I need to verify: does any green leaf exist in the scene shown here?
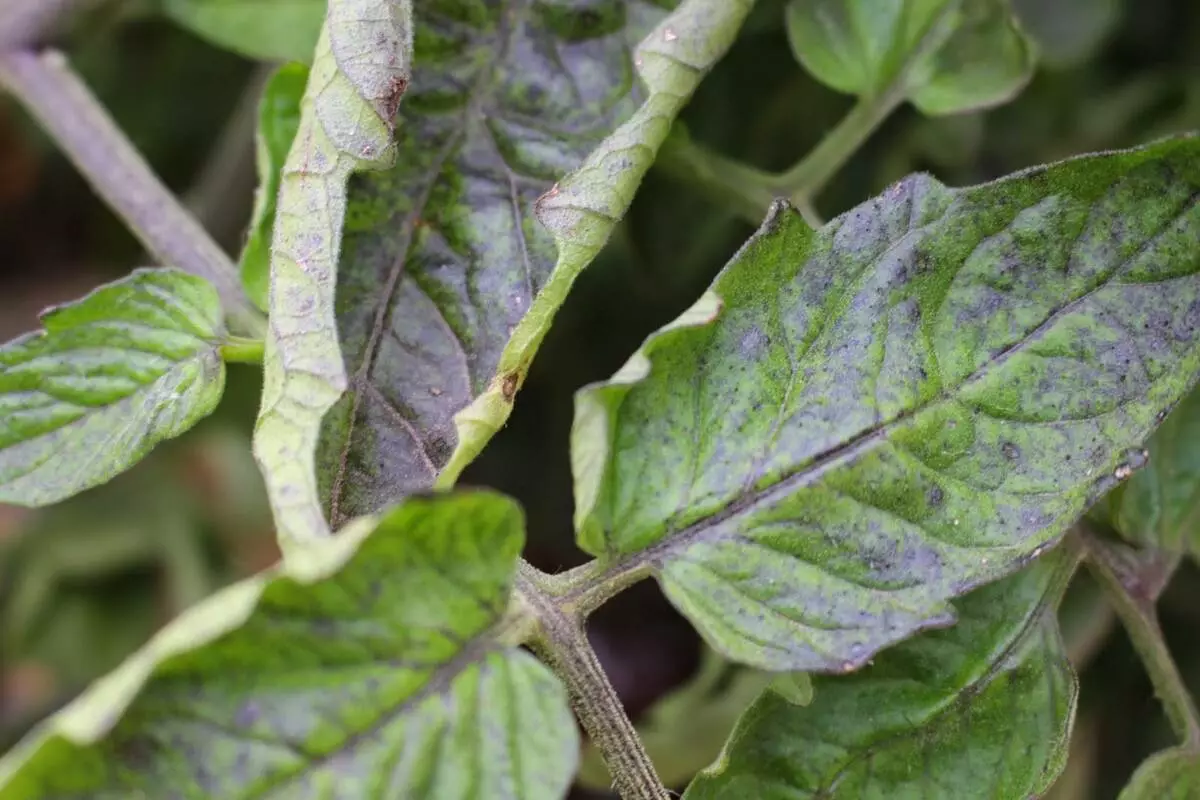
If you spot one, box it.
[1011,0,1118,69]
[0,269,226,506]
[1094,387,1200,558]
[317,0,757,525]
[162,0,324,63]
[572,135,1200,672]
[684,553,1077,798]
[1120,749,1200,799]
[240,63,308,313]
[252,0,412,555]
[786,0,1036,116]
[0,492,578,799]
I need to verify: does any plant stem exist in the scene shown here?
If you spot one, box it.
[772,92,904,207]
[0,0,96,48]
[656,128,778,226]
[1075,531,1200,750]
[0,49,265,338]
[537,556,655,620]
[517,565,669,800]
[220,336,265,365]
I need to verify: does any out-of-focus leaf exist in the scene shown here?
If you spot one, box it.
[1095,387,1200,559]
[1011,0,1119,68]
[0,269,226,506]
[0,492,578,799]
[239,63,307,312]
[572,136,1200,672]
[684,554,1077,798]
[318,0,757,526]
[161,0,325,63]
[1119,748,1200,799]
[786,0,1036,116]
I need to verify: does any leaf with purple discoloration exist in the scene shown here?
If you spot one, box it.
[573,135,1200,672]
[0,492,577,800]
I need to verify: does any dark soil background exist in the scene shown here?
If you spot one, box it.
[1,1,1199,797]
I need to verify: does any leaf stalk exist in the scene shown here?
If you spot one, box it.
[1076,530,1200,750]
[518,564,670,800]
[0,48,266,338]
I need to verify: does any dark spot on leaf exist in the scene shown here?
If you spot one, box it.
[927,486,944,507]
[501,372,519,402]
[1001,442,1020,460]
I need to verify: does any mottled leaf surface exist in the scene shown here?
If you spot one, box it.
[162,0,325,63]
[252,0,412,555]
[572,136,1200,672]
[0,269,225,506]
[0,492,577,800]
[1119,749,1200,799]
[240,63,307,312]
[786,0,1035,116]
[684,555,1076,799]
[319,0,756,524]
[1094,387,1200,558]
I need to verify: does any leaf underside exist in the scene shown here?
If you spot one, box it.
[0,493,577,800]
[0,269,225,507]
[572,136,1200,673]
[252,0,412,553]
[318,0,756,524]
[684,553,1076,799]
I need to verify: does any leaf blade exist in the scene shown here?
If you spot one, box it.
[1119,749,1200,799]
[786,0,1036,117]
[162,0,325,63]
[251,0,413,555]
[0,492,577,799]
[0,269,225,506]
[683,554,1077,799]
[318,0,757,524]
[572,136,1200,672]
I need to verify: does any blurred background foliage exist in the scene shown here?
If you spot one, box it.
[1,0,1199,796]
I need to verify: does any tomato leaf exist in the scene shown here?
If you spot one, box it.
[317,0,757,524]
[0,269,226,506]
[786,0,1036,116]
[684,554,1076,798]
[0,492,576,799]
[573,136,1200,671]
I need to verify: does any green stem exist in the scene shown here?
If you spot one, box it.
[536,556,655,620]
[220,336,265,365]
[0,49,266,338]
[1076,531,1200,750]
[517,564,669,800]
[772,92,904,206]
[656,128,779,226]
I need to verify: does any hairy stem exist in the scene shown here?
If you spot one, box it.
[773,92,904,206]
[656,127,778,226]
[539,556,655,620]
[1075,531,1200,749]
[0,49,265,337]
[518,565,669,800]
